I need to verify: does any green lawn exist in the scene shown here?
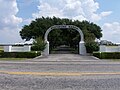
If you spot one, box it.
[111,59,120,61]
[0,46,3,50]
[0,58,28,61]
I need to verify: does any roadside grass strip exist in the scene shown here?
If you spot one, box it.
[0,58,28,60]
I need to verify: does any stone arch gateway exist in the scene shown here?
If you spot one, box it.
[43,25,86,56]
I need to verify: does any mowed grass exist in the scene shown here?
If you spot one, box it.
[0,46,3,59]
[0,58,28,61]
[111,59,120,62]
[0,46,3,51]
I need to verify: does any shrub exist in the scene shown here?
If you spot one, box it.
[93,52,120,59]
[85,42,99,53]
[0,51,41,58]
[31,37,46,51]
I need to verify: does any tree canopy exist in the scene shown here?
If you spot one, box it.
[20,17,102,51]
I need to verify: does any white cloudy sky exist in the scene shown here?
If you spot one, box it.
[0,0,120,44]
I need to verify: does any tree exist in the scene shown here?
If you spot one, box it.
[20,17,102,52]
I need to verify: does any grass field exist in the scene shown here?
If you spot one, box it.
[0,46,3,53]
[0,58,28,61]
[0,46,3,50]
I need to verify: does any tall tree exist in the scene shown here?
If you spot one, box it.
[20,17,102,51]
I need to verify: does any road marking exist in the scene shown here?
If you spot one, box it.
[1,71,120,76]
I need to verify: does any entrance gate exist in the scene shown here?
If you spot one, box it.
[43,25,86,56]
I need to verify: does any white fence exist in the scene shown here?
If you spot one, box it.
[100,45,120,52]
[4,45,31,52]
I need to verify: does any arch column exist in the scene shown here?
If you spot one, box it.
[43,41,49,56]
[79,41,86,55]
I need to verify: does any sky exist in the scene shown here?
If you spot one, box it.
[0,0,120,44]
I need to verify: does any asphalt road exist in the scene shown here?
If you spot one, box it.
[0,54,120,90]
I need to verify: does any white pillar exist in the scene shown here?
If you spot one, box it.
[4,46,12,52]
[43,41,49,56]
[79,41,86,55]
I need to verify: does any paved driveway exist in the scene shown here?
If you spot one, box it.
[33,54,99,62]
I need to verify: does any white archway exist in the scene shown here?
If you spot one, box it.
[43,25,86,56]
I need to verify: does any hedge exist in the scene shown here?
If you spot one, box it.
[85,42,99,53]
[93,52,120,59]
[0,51,41,58]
